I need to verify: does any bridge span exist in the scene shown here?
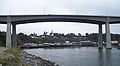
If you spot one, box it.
[0,15,120,49]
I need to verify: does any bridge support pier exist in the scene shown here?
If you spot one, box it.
[6,17,12,48]
[12,24,17,47]
[98,24,103,49]
[105,22,112,49]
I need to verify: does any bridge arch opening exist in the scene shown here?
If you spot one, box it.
[16,22,98,35]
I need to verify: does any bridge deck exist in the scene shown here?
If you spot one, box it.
[0,15,120,24]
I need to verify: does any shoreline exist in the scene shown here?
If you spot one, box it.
[20,44,98,49]
[21,51,59,66]
[0,48,59,66]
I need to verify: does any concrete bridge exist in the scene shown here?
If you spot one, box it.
[0,15,120,49]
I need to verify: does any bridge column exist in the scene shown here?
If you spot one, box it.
[6,17,12,48]
[12,23,17,47]
[105,20,112,49]
[98,24,103,49]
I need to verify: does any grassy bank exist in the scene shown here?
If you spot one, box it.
[0,48,28,66]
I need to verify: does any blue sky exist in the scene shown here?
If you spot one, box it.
[0,0,120,35]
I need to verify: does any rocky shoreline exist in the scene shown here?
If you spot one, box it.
[21,51,59,66]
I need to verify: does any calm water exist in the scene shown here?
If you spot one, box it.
[24,47,120,66]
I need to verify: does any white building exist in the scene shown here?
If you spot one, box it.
[111,41,118,44]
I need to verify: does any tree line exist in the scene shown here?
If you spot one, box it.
[0,31,120,47]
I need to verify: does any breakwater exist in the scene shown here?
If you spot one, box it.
[21,44,97,49]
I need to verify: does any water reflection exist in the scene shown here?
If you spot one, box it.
[43,46,81,49]
[106,49,112,66]
[98,49,112,66]
[98,49,104,66]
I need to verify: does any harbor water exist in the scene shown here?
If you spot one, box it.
[24,47,120,66]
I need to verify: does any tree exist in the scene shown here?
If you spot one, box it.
[43,31,48,36]
[78,33,81,36]
[85,33,89,37]
[0,31,6,46]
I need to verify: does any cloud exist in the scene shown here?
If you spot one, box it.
[0,0,120,16]
[0,0,120,34]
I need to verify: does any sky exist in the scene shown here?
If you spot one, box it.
[0,0,120,35]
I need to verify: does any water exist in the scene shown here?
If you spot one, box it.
[24,47,120,66]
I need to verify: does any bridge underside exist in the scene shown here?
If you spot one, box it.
[0,15,120,49]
